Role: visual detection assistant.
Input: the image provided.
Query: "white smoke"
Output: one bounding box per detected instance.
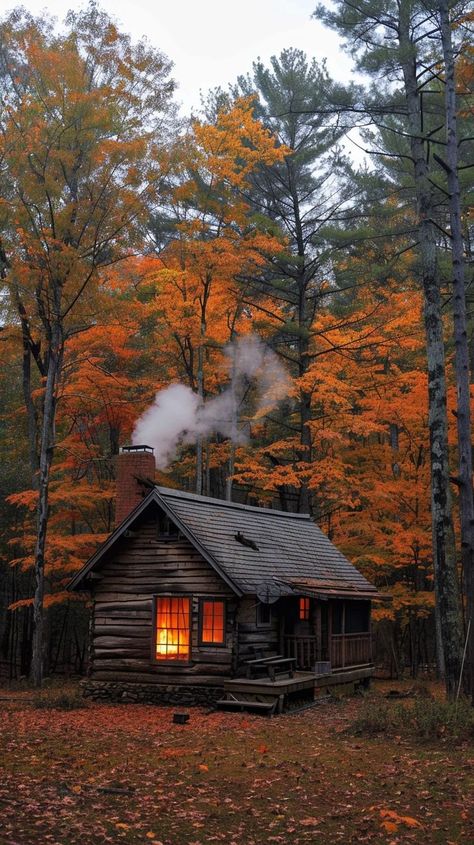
[132,334,290,469]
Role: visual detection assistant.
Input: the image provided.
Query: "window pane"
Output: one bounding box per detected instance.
[257,602,271,625]
[156,596,190,660]
[201,600,225,644]
[299,597,310,621]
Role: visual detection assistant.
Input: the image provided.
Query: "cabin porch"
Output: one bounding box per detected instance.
[283,632,373,670]
[275,593,373,673]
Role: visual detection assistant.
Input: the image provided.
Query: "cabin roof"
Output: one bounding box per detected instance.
[69,485,376,598]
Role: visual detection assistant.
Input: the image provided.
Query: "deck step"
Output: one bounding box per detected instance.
[217,693,279,714]
[218,698,276,712]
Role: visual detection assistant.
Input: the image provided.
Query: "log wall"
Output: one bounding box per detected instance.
[90,511,236,689]
[236,597,280,665]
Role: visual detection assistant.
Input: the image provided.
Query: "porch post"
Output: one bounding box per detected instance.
[328,602,333,666]
[341,602,346,668]
[315,602,322,661]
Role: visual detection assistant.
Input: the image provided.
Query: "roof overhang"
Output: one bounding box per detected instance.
[67,488,243,597]
[278,578,391,602]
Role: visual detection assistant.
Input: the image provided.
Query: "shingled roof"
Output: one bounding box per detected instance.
[69,486,377,598]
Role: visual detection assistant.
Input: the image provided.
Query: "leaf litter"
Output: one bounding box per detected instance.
[0,687,472,844]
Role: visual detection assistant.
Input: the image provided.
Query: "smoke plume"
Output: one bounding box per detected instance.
[132,334,290,469]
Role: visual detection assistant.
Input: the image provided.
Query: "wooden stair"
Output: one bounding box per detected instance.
[217,691,283,715]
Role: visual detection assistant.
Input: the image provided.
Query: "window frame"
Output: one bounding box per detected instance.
[256,601,272,628]
[299,596,311,621]
[152,593,192,665]
[156,513,180,541]
[198,597,227,648]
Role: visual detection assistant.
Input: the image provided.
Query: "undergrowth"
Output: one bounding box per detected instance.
[32,687,87,710]
[352,695,474,740]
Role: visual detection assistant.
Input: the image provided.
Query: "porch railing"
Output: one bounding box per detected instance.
[330,633,372,668]
[284,632,372,671]
[284,635,319,670]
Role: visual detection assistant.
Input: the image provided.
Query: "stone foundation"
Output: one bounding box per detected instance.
[81,679,223,707]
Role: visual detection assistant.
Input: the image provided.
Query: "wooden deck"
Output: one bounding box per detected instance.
[219,664,374,713]
[224,671,318,697]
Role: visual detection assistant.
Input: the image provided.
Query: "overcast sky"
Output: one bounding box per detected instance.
[11,1,354,113]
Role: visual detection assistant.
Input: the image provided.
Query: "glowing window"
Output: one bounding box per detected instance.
[200,599,225,645]
[155,596,190,661]
[299,597,310,621]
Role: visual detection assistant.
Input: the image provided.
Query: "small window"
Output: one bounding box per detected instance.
[155,596,190,661]
[157,513,178,539]
[199,599,226,646]
[256,601,272,627]
[299,597,310,621]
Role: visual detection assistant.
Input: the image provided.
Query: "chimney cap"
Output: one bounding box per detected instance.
[120,444,154,454]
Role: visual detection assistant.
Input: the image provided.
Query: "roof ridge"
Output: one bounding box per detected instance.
[155,485,312,519]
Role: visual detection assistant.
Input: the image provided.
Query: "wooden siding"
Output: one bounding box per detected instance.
[236,598,280,670]
[90,513,235,686]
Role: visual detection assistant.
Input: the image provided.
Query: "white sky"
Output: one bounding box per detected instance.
[11,0,355,114]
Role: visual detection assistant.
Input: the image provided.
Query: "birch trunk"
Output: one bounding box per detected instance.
[438,0,474,701]
[399,0,462,697]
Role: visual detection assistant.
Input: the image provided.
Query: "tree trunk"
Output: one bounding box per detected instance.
[196,321,205,496]
[30,320,63,687]
[438,0,474,702]
[288,158,313,514]
[399,1,462,698]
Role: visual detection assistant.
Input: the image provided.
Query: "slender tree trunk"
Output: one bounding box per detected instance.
[287,159,312,514]
[438,0,474,702]
[226,347,238,502]
[30,319,63,687]
[20,338,39,480]
[196,321,205,496]
[399,1,462,697]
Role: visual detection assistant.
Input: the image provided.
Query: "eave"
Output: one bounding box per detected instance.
[279,578,391,602]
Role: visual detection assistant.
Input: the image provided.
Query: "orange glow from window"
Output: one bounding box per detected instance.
[201,600,225,645]
[155,597,190,661]
[299,597,310,621]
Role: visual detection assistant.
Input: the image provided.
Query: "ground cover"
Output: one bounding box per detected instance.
[0,682,472,844]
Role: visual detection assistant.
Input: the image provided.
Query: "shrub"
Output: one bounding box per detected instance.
[352,699,402,735]
[410,698,474,740]
[352,695,474,741]
[32,687,86,710]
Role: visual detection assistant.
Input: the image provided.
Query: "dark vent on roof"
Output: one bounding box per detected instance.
[234,531,259,551]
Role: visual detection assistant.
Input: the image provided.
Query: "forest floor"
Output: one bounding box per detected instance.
[0,680,472,845]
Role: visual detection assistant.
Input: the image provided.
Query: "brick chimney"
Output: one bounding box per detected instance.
[115,445,155,527]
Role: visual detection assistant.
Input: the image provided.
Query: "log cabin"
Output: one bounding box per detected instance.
[69,445,384,712]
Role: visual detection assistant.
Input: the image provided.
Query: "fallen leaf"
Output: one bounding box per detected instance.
[381,820,398,833]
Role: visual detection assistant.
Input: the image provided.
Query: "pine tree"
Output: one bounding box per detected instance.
[316,0,465,696]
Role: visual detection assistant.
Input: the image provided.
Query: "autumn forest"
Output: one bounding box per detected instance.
[0,0,473,708]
